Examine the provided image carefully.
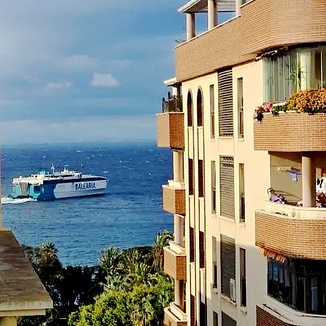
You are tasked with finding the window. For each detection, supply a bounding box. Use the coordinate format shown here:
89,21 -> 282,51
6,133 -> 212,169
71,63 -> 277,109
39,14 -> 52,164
213,311 -> 218,326
218,69 -> 233,137
222,312 -> 236,326
239,163 -> 245,223
190,227 -> 195,262
240,248 -> 246,307
220,156 -> 235,220
198,159 -> 204,197
212,236 -> 217,288
189,159 -> 194,195
191,295 -> 196,326
264,46 -> 326,103
180,280 -> 186,313
187,91 -> 193,127
210,84 -> 215,138
221,235 -> 235,300
268,258 -> 326,315
197,89 -> 203,127
200,301 -> 207,326
237,78 -> 244,138
211,161 -> 217,213
199,231 -> 205,268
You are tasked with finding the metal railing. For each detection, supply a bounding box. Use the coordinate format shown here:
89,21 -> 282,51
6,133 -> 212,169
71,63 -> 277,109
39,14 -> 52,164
161,95 -> 183,113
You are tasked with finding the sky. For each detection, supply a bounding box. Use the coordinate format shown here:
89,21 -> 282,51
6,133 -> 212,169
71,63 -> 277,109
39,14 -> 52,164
0,0 -> 188,145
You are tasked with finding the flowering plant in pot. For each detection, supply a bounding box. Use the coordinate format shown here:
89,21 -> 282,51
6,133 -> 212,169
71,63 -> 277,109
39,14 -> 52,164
253,102 -> 273,121
254,88 -> 326,121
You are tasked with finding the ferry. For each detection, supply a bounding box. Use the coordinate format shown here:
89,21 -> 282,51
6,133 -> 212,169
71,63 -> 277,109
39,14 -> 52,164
10,164 -> 108,201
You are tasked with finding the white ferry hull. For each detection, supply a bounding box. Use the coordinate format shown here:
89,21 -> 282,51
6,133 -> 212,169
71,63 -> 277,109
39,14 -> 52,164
11,167 -> 108,201
53,180 -> 107,199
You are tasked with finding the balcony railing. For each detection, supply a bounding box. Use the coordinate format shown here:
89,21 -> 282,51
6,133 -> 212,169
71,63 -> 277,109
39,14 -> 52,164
164,303 -> 187,326
156,108 -> 184,149
162,96 -> 182,113
264,201 -> 326,219
254,112 -> 326,151
255,201 -> 326,260
163,242 -> 186,281
162,180 -> 186,215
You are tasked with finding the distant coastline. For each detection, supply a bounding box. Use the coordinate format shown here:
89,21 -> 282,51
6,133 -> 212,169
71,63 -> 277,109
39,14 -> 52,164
1,139 -> 158,149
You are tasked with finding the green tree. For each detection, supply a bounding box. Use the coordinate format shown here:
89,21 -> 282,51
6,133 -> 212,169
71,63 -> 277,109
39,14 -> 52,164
69,274 -> 172,326
56,265 -> 98,316
152,230 -> 172,272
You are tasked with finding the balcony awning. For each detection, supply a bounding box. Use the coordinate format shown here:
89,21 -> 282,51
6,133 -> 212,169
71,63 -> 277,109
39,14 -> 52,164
259,247 -> 287,263
178,0 -> 236,13
164,77 -> 181,87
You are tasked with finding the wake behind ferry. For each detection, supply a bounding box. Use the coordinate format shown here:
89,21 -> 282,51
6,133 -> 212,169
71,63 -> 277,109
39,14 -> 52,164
10,164 -> 108,201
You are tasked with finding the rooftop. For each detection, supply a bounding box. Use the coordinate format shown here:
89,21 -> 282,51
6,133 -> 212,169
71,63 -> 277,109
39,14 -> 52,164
178,0 -> 236,13
0,229 -> 52,316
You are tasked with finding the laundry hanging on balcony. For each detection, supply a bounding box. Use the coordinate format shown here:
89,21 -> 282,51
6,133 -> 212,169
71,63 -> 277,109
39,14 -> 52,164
259,248 -> 287,264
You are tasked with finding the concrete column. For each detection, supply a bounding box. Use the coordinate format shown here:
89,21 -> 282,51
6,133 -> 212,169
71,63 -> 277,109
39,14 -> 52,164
0,317 -> 17,326
173,151 -> 183,183
186,13 -> 195,41
236,0 -> 242,16
302,153 -> 316,207
174,214 -> 184,245
172,85 -> 180,97
175,280 -> 181,306
173,151 -> 180,182
208,0 -> 217,29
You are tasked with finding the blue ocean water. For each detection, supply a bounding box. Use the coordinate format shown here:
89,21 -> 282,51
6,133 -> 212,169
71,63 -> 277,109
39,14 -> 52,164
1,142 -> 172,266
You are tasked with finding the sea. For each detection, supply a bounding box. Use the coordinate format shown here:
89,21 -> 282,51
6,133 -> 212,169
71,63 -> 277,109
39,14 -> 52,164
1,142 -> 173,266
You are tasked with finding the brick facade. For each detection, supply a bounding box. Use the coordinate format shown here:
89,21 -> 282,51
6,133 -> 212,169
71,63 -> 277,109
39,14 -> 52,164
162,185 -> 186,215
256,306 -> 296,326
157,113 -> 184,150
255,211 -> 326,260
163,246 -> 186,281
176,0 -> 326,82
254,112 -> 326,152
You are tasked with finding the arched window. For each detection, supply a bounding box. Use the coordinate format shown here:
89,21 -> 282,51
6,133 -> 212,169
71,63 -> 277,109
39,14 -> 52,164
187,91 -> 193,127
197,88 -> 203,127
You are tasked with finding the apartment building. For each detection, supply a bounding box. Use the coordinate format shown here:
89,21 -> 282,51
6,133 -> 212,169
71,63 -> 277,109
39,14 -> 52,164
157,0 -> 326,325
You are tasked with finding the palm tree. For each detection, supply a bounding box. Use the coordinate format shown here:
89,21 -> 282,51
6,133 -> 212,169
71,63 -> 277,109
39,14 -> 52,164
98,246 -> 123,279
122,248 -> 143,276
152,230 -> 172,272
38,242 -> 61,268
104,274 -> 125,292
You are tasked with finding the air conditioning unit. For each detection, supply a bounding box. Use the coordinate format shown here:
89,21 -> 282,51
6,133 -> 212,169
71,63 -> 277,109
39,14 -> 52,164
229,278 -> 236,302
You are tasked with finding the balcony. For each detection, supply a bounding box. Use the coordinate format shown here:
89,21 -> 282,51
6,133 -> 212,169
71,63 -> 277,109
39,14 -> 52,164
176,0 -> 326,82
157,96 -> 184,150
163,241 -> 186,281
255,201 -> 326,260
164,302 -> 187,326
162,96 -> 182,113
254,112 -> 326,152
162,180 -> 186,215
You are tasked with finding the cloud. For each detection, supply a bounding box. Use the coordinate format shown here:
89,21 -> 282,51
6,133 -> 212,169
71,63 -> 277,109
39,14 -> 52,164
0,0 -> 184,144
90,73 -> 120,88
45,81 -> 72,90
24,75 -> 42,83
0,115 -> 156,145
